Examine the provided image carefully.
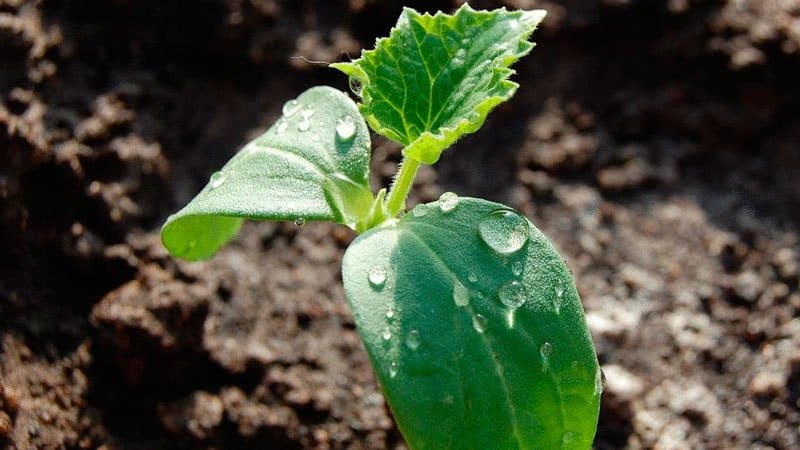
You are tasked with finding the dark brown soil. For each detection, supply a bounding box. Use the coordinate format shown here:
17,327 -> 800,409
1,0 -> 799,449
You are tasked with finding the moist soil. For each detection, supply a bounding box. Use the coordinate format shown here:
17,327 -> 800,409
1,0 -> 799,449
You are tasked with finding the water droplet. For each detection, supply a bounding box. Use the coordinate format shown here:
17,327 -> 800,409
452,48 -> 466,67
293,217 -> 306,228
297,118 -> 311,132
276,119 -> 288,134
540,342 -> 553,358
382,328 -> 392,341
511,260 -> 524,276
478,209 -> 530,256
452,281 -> 469,307
438,191 -> 459,213
411,203 -> 429,217
406,330 -> 420,350
562,431 -> 575,445
282,99 -> 300,117
368,266 -> 387,290
555,283 -> 564,297
468,272 -> 478,283
554,282 -> 565,313
505,309 -> 515,328
335,115 -> 356,141
209,171 -> 227,189
509,19 -> 520,30
498,280 -> 527,309
349,77 -> 363,97
385,308 -> 395,320
301,108 -> 315,119
472,314 -> 487,333
389,361 -> 398,378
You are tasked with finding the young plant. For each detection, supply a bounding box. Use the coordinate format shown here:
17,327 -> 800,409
162,5 -> 601,449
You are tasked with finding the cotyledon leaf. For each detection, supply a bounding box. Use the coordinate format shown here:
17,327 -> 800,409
342,196 -> 600,450
331,5 -> 546,165
162,86 -> 374,260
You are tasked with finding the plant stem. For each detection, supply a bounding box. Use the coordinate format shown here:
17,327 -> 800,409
384,156 -> 421,217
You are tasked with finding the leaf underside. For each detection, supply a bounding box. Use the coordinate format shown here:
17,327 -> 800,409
162,86 -> 374,260
332,5 -> 545,164
342,197 -> 600,450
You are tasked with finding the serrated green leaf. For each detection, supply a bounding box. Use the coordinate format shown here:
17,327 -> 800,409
342,197 -> 600,450
332,5 -> 545,164
162,86 -> 374,260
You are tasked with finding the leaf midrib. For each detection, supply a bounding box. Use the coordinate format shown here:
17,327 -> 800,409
402,229 -> 526,450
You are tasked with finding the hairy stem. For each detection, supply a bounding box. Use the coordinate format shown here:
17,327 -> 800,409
384,156 -> 421,217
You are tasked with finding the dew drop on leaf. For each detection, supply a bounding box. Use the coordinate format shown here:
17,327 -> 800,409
472,314 -> 487,333
297,118 -> 311,132
301,108 -> 315,119
382,328 -> 392,341
478,209 -> 529,256
335,115 -> 357,141
368,266 -> 387,290
294,217 -> 306,228
411,203 -> 429,217
209,171 -> 227,189
349,77 -> 363,97
276,119 -> 288,134
468,272 -> 478,283
438,191 -> 459,213
540,342 -> 553,359
511,260 -> 524,276
282,99 -> 300,117
498,280 -> 527,309
509,19 -> 520,30
405,329 -> 420,350
385,308 -> 395,320
452,280 -> 469,307
389,361 -> 398,378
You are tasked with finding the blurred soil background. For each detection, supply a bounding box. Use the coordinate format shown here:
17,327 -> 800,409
1,0 -> 799,448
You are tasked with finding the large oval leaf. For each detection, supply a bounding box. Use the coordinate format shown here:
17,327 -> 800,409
332,5 -> 545,164
342,196 -> 600,450
162,86 -> 374,260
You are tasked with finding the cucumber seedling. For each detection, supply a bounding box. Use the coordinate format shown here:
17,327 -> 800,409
162,5 -> 601,449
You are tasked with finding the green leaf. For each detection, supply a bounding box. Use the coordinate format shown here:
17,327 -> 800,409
162,86 -> 374,260
342,196 -> 600,450
331,5 -> 545,164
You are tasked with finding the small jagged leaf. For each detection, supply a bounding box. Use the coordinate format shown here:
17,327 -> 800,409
332,5 -> 545,164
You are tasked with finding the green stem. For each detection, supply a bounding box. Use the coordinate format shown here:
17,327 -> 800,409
384,156 -> 421,217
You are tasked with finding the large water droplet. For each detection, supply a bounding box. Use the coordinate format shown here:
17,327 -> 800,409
472,314 -> 487,333
368,266 -> 387,290
540,342 -> 553,358
382,328 -> 392,341
452,281 -> 470,307
478,209 -> 529,256
294,217 -> 306,228
406,330 -> 420,350
498,280 -> 527,309
385,308 -> 396,320
438,192 -> 459,213
335,115 -> 356,141
349,77 -> 363,97
411,203 -> 429,217
209,171 -> 227,189
282,99 -> 300,117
